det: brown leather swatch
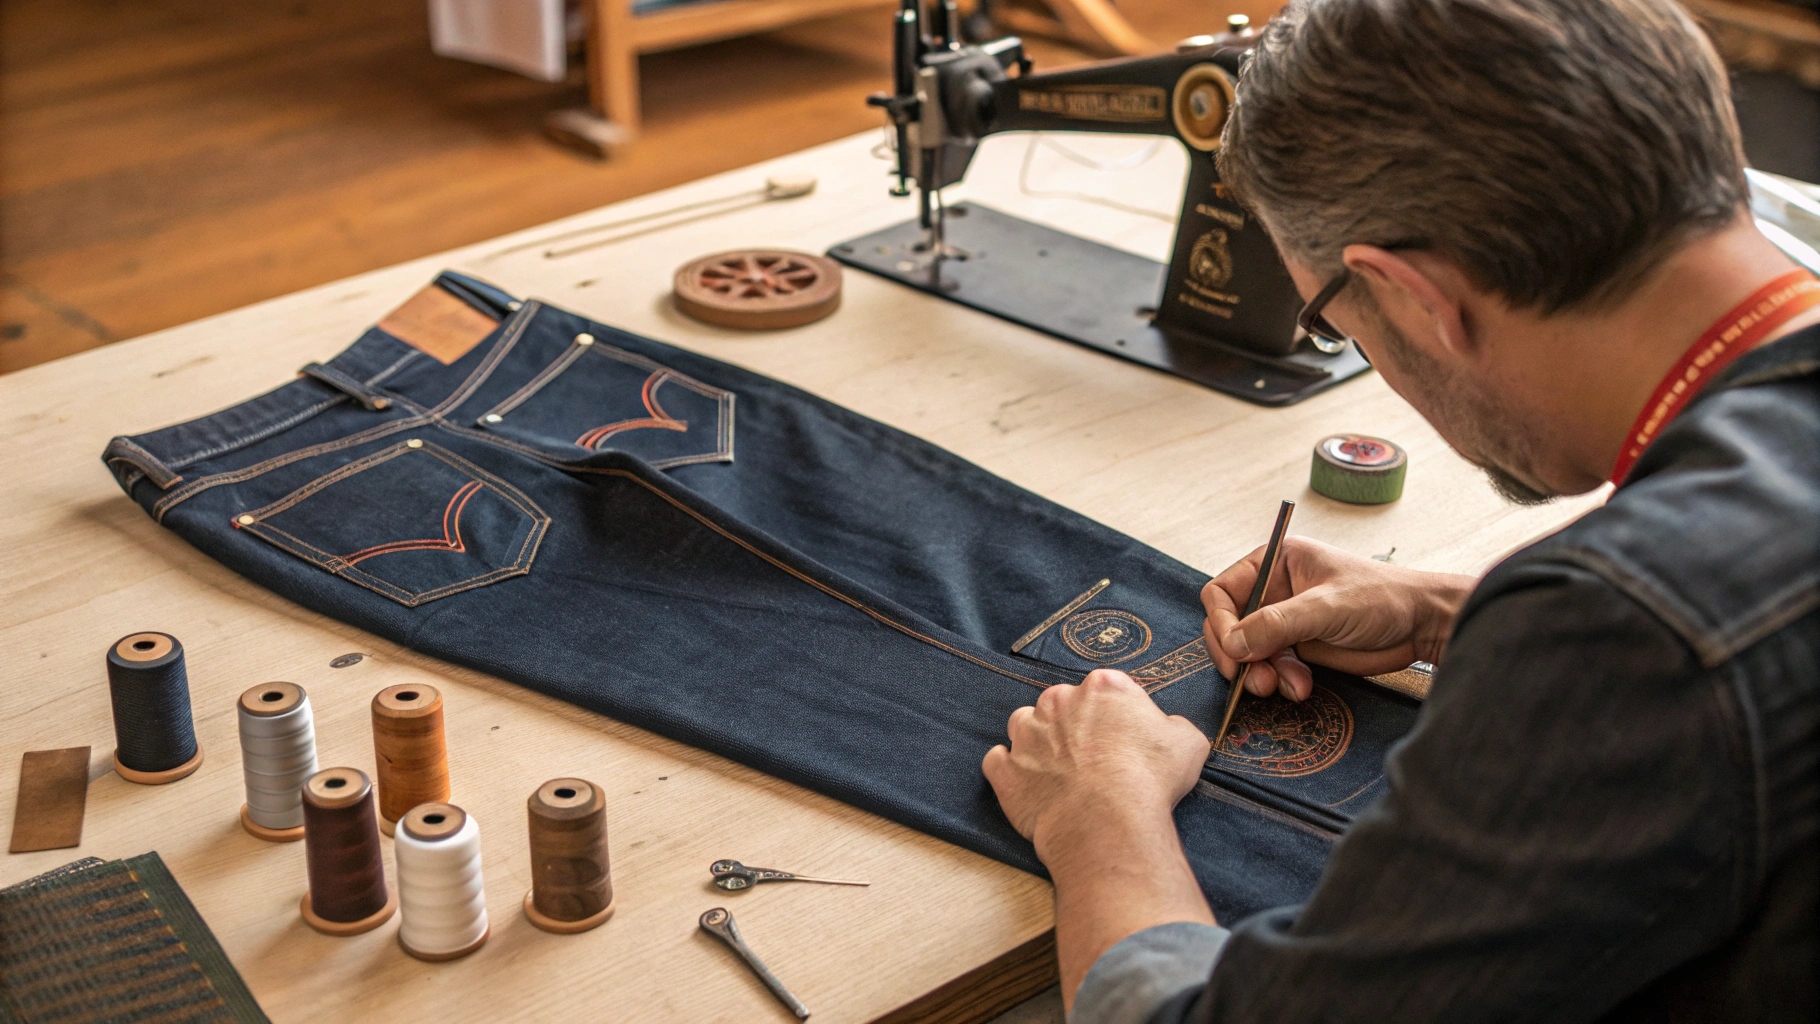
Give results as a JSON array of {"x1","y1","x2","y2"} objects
[
  {"x1": 9, "y1": 747, "x2": 91, "y2": 853},
  {"x1": 376, "y1": 284, "x2": 498, "y2": 365}
]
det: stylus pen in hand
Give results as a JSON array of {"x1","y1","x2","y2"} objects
[{"x1": 1213, "y1": 499, "x2": 1297, "y2": 747}]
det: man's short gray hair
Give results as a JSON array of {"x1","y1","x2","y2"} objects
[{"x1": 1218, "y1": 0, "x2": 1749, "y2": 313}]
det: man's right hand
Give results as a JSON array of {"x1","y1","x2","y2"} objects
[{"x1": 1201, "y1": 537, "x2": 1477, "y2": 700}]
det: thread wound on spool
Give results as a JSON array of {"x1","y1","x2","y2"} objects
[
  {"x1": 525, "y1": 778, "x2": 614, "y2": 932},
  {"x1": 1310, "y1": 434, "x2": 1408, "y2": 505},
  {"x1": 371, "y1": 684, "x2": 450, "y2": 829},
  {"x1": 106, "y1": 632, "x2": 201, "y2": 781},
  {"x1": 396, "y1": 802, "x2": 489, "y2": 961},
  {"x1": 237, "y1": 682, "x2": 318, "y2": 837},
  {"x1": 301, "y1": 767, "x2": 395, "y2": 934}
]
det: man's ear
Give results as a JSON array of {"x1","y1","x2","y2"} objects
[{"x1": 1341, "y1": 245, "x2": 1475, "y2": 357}]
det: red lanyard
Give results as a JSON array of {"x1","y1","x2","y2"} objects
[{"x1": 1609, "y1": 269, "x2": 1820, "y2": 486}]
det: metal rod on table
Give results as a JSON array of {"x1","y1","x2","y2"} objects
[{"x1": 1212, "y1": 500, "x2": 1296, "y2": 747}]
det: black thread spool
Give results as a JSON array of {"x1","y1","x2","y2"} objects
[
  {"x1": 523, "y1": 778, "x2": 616, "y2": 933},
  {"x1": 300, "y1": 767, "x2": 397, "y2": 936},
  {"x1": 106, "y1": 632, "x2": 203, "y2": 784}
]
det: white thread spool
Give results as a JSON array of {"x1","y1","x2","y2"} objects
[
  {"x1": 237, "y1": 682, "x2": 318, "y2": 841},
  {"x1": 396, "y1": 802, "x2": 490, "y2": 961}
]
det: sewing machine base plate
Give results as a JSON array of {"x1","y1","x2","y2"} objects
[{"x1": 830, "y1": 202, "x2": 1371, "y2": 406}]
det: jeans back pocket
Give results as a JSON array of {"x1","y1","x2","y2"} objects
[
  {"x1": 234, "y1": 440, "x2": 550, "y2": 607},
  {"x1": 475, "y1": 334, "x2": 733, "y2": 469}
]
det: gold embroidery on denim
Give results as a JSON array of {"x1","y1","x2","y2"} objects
[
  {"x1": 1011, "y1": 578, "x2": 1112, "y2": 653},
  {"x1": 1127, "y1": 637, "x2": 1217, "y2": 692},
  {"x1": 1059, "y1": 609, "x2": 1152, "y2": 664},
  {"x1": 1211, "y1": 685, "x2": 1354, "y2": 778}
]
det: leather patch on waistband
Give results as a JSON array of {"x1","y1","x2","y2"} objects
[{"x1": 377, "y1": 284, "x2": 498, "y2": 364}]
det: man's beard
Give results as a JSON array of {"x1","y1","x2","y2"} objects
[{"x1": 1356, "y1": 299, "x2": 1558, "y2": 506}]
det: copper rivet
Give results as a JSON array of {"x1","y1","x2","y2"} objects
[
  {"x1": 575, "y1": 334, "x2": 594, "y2": 346},
  {"x1": 373, "y1": 398, "x2": 390, "y2": 409},
  {"x1": 237, "y1": 515, "x2": 256, "y2": 526},
  {"x1": 406, "y1": 439, "x2": 423, "y2": 448}
]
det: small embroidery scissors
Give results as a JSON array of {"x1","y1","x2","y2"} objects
[{"x1": 710, "y1": 859, "x2": 870, "y2": 891}]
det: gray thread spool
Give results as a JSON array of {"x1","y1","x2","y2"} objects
[{"x1": 237, "y1": 682, "x2": 318, "y2": 842}]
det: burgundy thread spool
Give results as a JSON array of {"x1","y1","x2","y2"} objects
[
  {"x1": 523, "y1": 778, "x2": 615, "y2": 933},
  {"x1": 371, "y1": 684, "x2": 451, "y2": 838},
  {"x1": 300, "y1": 767, "x2": 397, "y2": 936}
]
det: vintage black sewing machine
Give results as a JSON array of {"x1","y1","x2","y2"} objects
[{"x1": 827, "y1": 1, "x2": 1371, "y2": 405}]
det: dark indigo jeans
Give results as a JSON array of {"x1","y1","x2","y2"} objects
[{"x1": 104, "y1": 273, "x2": 1420, "y2": 920}]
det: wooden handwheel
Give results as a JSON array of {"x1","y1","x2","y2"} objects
[{"x1": 673, "y1": 249, "x2": 842, "y2": 330}]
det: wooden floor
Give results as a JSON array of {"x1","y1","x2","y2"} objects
[{"x1": 0, "y1": 0, "x2": 1261, "y2": 374}]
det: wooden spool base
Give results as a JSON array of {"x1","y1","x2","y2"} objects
[
  {"x1": 113, "y1": 746, "x2": 202, "y2": 785},
  {"x1": 300, "y1": 889, "x2": 398, "y2": 936},
  {"x1": 673, "y1": 250, "x2": 842, "y2": 330},
  {"x1": 379, "y1": 816, "x2": 397, "y2": 838},
  {"x1": 240, "y1": 803, "x2": 305, "y2": 842},
  {"x1": 401, "y1": 925, "x2": 490, "y2": 962},
  {"x1": 523, "y1": 890, "x2": 616, "y2": 934}
]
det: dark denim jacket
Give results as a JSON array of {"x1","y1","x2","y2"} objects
[{"x1": 1143, "y1": 326, "x2": 1820, "y2": 1022}]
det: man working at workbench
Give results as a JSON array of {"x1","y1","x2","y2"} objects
[{"x1": 981, "y1": 0, "x2": 1819, "y2": 1020}]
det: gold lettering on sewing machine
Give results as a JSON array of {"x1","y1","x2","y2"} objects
[
  {"x1": 1194, "y1": 203, "x2": 1246, "y2": 230},
  {"x1": 1017, "y1": 85, "x2": 1167, "y2": 122}
]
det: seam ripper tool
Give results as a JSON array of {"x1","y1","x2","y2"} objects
[
  {"x1": 1213, "y1": 499, "x2": 1296, "y2": 748},
  {"x1": 699, "y1": 907, "x2": 811, "y2": 1020},
  {"x1": 710, "y1": 859, "x2": 869, "y2": 891}
]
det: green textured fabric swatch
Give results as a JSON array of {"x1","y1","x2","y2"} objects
[{"x1": 0, "y1": 853, "x2": 268, "y2": 1024}]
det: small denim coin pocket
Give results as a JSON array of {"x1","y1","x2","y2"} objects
[
  {"x1": 473, "y1": 333, "x2": 734, "y2": 469},
  {"x1": 233, "y1": 440, "x2": 551, "y2": 607}
]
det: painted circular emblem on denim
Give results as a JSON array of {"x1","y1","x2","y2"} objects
[
  {"x1": 1216, "y1": 685, "x2": 1354, "y2": 778},
  {"x1": 1059, "y1": 609, "x2": 1153, "y2": 665}
]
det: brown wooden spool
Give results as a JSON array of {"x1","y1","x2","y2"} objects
[
  {"x1": 300, "y1": 767, "x2": 396, "y2": 935},
  {"x1": 672, "y1": 249, "x2": 842, "y2": 330},
  {"x1": 370, "y1": 683, "x2": 450, "y2": 836},
  {"x1": 523, "y1": 778, "x2": 615, "y2": 933}
]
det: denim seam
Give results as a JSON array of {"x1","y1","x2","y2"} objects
[
  {"x1": 250, "y1": 518, "x2": 541, "y2": 607},
  {"x1": 1545, "y1": 547, "x2": 1819, "y2": 668},
  {"x1": 164, "y1": 393, "x2": 349, "y2": 473},
  {"x1": 151, "y1": 414, "x2": 431, "y2": 522},
  {"x1": 437, "y1": 417, "x2": 730, "y2": 472},
  {"x1": 478, "y1": 334, "x2": 591, "y2": 421},
  {"x1": 429, "y1": 300, "x2": 541, "y2": 416},
  {"x1": 598, "y1": 466, "x2": 1055, "y2": 690},
  {"x1": 364, "y1": 348, "x2": 422, "y2": 387},
  {"x1": 1192, "y1": 780, "x2": 1340, "y2": 841},
  {"x1": 102, "y1": 437, "x2": 183, "y2": 489}
]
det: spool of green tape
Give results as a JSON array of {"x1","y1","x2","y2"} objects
[{"x1": 1310, "y1": 434, "x2": 1407, "y2": 504}]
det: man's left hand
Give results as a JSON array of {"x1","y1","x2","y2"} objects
[{"x1": 982, "y1": 670, "x2": 1211, "y2": 865}]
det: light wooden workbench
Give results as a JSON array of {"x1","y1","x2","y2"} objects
[{"x1": 0, "y1": 131, "x2": 1600, "y2": 1022}]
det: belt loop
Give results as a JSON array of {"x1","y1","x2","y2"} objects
[
  {"x1": 299, "y1": 362, "x2": 394, "y2": 411},
  {"x1": 102, "y1": 437, "x2": 183, "y2": 491}
]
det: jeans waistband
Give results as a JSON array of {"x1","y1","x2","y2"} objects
[{"x1": 103, "y1": 278, "x2": 537, "y2": 496}]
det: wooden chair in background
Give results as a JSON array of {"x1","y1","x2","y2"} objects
[{"x1": 545, "y1": 0, "x2": 1161, "y2": 157}]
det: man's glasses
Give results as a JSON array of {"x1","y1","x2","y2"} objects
[{"x1": 1297, "y1": 268, "x2": 1353, "y2": 353}]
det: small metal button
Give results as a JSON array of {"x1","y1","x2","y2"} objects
[
  {"x1": 406, "y1": 439, "x2": 424, "y2": 449},
  {"x1": 507, "y1": 300, "x2": 522, "y2": 311},
  {"x1": 575, "y1": 333, "x2": 594, "y2": 346},
  {"x1": 372, "y1": 398, "x2": 391, "y2": 410},
  {"x1": 236, "y1": 515, "x2": 255, "y2": 526},
  {"x1": 483, "y1": 414, "x2": 503, "y2": 424}
]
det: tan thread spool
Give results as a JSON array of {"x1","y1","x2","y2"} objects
[
  {"x1": 299, "y1": 767, "x2": 397, "y2": 935},
  {"x1": 371, "y1": 683, "x2": 450, "y2": 837},
  {"x1": 524, "y1": 778, "x2": 615, "y2": 933}
]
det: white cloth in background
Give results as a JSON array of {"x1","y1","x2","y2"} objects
[{"x1": 428, "y1": 0, "x2": 567, "y2": 83}]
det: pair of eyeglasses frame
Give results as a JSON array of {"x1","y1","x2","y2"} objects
[{"x1": 1297, "y1": 267, "x2": 1353, "y2": 354}]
